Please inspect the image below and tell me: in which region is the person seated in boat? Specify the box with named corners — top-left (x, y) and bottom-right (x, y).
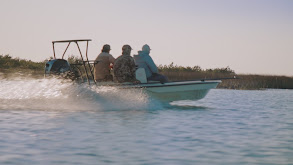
top-left (134, 44), bottom-right (168, 83)
top-left (113, 45), bottom-right (138, 83)
top-left (94, 44), bottom-right (115, 81)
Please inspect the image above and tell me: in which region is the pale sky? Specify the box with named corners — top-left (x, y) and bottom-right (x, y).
top-left (1, 0), bottom-right (293, 76)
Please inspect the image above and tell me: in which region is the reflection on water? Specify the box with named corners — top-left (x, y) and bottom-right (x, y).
top-left (0, 78), bottom-right (293, 165)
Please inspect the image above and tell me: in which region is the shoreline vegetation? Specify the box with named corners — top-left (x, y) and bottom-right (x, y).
top-left (1, 54), bottom-right (293, 90)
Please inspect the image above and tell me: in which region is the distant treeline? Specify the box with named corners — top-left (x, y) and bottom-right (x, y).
top-left (0, 54), bottom-right (45, 78)
top-left (158, 63), bottom-right (293, 90)
top-left (1, 54), bottom-right (293, 89)
top-left (219, 74), bottom-right (293, 90)
top-left (0, 54), bottom-right (45, 71)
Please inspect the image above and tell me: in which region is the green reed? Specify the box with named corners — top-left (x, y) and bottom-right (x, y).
top-left (0, 54), bottom-right (45, 78)
top-left (158, 63), bottom-right (293, 90)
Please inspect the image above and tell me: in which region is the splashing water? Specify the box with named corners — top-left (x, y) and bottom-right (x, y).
top-left (0, 77), bottom-right (162, 111)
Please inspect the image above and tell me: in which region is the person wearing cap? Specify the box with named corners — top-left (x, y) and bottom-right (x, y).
top-left (113, 45), bottom-right (137, 83)
top-left (134, 44), bottom-right (168, 83)
top-left (94, 44), bottom-right (115, 81)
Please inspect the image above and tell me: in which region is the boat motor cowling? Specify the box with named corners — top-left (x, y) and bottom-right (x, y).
top-left (45, 59), bottom-right (71, 75)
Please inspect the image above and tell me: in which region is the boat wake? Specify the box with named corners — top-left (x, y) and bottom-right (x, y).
top-left (0, 77), bottom-right (163, 111)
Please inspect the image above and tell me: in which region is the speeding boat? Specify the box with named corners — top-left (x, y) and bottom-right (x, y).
top-left (114, 79), bottom-right (221, 102)
top-left (45, 39), bottom-right (222, 102)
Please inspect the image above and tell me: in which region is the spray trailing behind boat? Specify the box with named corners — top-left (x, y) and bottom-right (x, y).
top-left (0, 78), bottom-right (152, 111)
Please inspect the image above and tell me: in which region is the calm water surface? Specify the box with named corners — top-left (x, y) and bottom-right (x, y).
top-left (0, 79), bottom-right (292, 165)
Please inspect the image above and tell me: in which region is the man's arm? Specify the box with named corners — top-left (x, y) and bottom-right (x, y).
top-left (146, 56), bottom-right (158, 73)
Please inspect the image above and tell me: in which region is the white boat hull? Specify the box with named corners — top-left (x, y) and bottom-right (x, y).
top-left (117, 80), bottom-right (221, 102)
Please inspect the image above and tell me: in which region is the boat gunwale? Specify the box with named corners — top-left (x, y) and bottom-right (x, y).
top-left (105, 80), bottom-right (221, 89)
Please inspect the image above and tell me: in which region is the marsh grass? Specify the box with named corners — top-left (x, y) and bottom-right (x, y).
top-left (160, 71), bottom-right (293, 90)
top-left (218, 74), bottom-right (293, 90)
top-left (158, 63), bottom-right (236, 81)
top-left (0, 54), bottom-right (45, 70)
top-left (158, 63), bottom-right (293, 90)
top-left (0, 54), bottom-right (45, 79)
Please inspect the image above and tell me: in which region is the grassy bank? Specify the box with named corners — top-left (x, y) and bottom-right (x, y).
top-left (217, 74), bottom-right (293, 90)
top-left (158, 63), bottom-right (293, 90)
top-left (0, 54), bottom-right (45, 78)
top-left (1, 54), bottom-right (292, 89)
top-left (161, 72), bottom-right (293, 90)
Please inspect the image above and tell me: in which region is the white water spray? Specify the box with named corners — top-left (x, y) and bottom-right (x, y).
top-left (0, 77), bottom-right (163, 111)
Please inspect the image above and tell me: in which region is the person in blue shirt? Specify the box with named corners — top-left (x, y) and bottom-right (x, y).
top-left (134, 44), bottom-right (168, 83)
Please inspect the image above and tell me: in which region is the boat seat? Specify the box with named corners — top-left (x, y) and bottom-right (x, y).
top-left (135, 68), bottom-right (162, 83)
top-left (135, 68), bottom-right (147, 83)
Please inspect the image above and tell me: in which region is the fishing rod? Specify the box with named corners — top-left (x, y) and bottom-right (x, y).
top-left (199, 76), bottom-right (239, 81)
top-left (162, 76), bottom-right (239, 83)
top-left (120, 76), bottom-right (239, 85)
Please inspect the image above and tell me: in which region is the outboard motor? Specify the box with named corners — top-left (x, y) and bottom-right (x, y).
top-left (45, 59), bottom-right (71, 75)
